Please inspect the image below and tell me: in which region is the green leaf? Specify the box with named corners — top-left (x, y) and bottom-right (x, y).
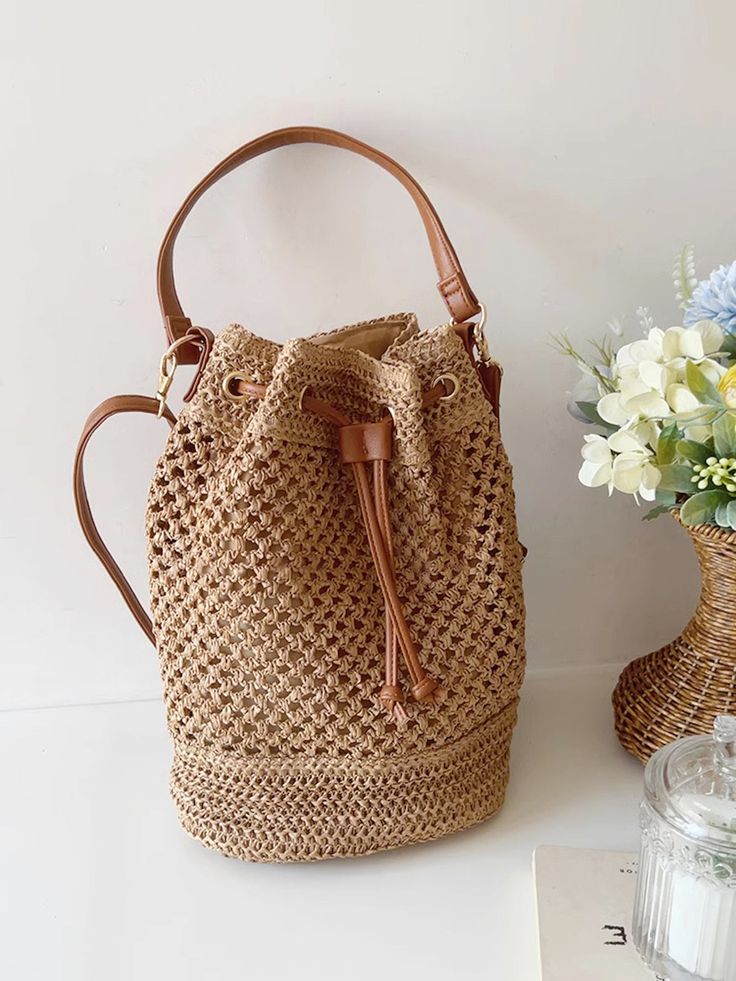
top-left (643, 504), bottom-right (673, 521)
top-left (575, 401), bottom-right (617, 431)
top-left (686, 361), bottom-right (723, 406)
top-left (676, 439), bottom-right (712, 465)
top-left (712, 411), bottom-right (736, 458)
top-left (657, 464), bottom-right (697, 493)
top-left (722, 333), bottom-right (736, 362)
top-left (680, 489), bottom-right (732, 527)
top-left (714, 499), bottom-right (736, 530)
top-left (655, 489), bottom-right (677, 506)
top-left (656, 423), bottom-right (679, 465)
top-left (644, 488), bottom-right (677, 521)
top-left (575, 400), bottom-right (602, 423)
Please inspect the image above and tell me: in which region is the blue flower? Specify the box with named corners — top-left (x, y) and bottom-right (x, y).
top-left (684, 260), bottom-right (736, 334)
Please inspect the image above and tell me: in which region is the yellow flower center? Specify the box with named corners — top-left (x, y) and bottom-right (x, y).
top-left (718, 365), bottom-right (736, 408)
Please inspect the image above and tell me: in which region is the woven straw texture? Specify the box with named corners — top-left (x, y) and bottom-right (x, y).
top-left (613, 512), bottom-right (736, 763)
top-left (145, 314), bottom-right (526, 861)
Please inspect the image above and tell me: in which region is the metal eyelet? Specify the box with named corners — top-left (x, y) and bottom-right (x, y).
top-left (433, 372), bottom-right (460, 402)
top-left (222, 370), bottom-right (253, 403)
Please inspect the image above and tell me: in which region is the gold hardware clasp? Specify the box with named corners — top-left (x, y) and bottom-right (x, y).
top-left (452, 303), bottom-right (490, 365)
top-left (155, 336), bottom-right (195, 418)
top-left (471, 303), bottom-right (491, 365)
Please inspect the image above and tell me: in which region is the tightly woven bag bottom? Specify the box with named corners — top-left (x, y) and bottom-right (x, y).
top-left (170, 700), bottom-right (518, 862)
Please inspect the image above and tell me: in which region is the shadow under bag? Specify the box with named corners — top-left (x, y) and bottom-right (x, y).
top-left (74, 126), bottom-right (526, 861)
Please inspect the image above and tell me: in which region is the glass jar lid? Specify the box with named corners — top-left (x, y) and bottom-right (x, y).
top-left (644, 715), bottom-right (736, 851)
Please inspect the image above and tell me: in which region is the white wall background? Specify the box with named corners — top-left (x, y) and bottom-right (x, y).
top-left (3, 0), bottom-right (735, 710)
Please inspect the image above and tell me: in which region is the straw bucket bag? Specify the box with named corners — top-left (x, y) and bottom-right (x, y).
top-left (74, 127), bottom-right (526, 862)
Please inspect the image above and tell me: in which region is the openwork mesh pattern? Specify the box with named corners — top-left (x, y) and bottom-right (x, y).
top-left (146, 314), bottom-right (526, 861)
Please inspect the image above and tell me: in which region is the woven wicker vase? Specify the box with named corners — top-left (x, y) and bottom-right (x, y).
top-left (613, 513), bottom-right (736, 763)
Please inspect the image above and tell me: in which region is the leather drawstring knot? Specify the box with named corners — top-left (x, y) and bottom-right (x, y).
top-left (330, 409), bottom-right (447, 723)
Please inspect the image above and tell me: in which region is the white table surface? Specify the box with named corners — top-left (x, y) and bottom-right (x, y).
top-left (0, 664), bottom-right (644, 981)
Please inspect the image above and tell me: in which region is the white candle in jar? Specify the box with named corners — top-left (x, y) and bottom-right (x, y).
top-left (633, 716), bottom-right (736, 981)
top-left (666, 803), bottom-right (736, 980)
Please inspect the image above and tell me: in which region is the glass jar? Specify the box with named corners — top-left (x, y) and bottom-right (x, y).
top-left (633, 716), bottom-right (736, 981)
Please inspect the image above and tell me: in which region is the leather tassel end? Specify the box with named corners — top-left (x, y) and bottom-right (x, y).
top-left (411, 675), bottom-right (446, 704)
top-left (379, 684), bottom-right (408, 725)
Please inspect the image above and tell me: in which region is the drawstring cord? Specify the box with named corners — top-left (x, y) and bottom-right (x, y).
top-left (223, 372), bottom-right (459, 723)
top-left (374, 458), bottom-right (407, 723)
top-left (347, 439), bottom-right (446, 720)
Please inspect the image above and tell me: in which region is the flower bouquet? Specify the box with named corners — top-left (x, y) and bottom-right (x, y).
top-left (556, 249), bottom-right (736, 526)
top-left (556, 251), bottom-right (736, 761)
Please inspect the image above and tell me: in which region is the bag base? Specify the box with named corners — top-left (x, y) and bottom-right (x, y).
top-left (170, 700), bottom-right (518, 862)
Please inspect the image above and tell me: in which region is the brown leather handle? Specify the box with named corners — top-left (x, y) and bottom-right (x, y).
top-left (73, 395), bottom-right (176, 646)
top-left (157, 126), bottom-right (481, 364)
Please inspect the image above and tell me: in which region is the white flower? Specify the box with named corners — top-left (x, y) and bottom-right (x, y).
top-left (596, 322), bottom-right (726, 432)
top-left (698, 358), bottom-right (727, 386)
top-left (611, 452), bottom-right (661, 499)
top-left (638, 359), bottom-right (672, 393)
top-left (611, 420), bottom-right (659, 451)
top-left (616, 322), bottom-right (723, 368)
top-left (665, 383), bottom-right (701, 414)
top-left (662, 321), bottom-right (723, 361)
top-left (568, 313), bottom-right (730, 511)
top-left (616, 327), bottom-right (665, 368)
top-left (598, 384), bottom-right (669, 428)
top-left (579, 433), bottom-right (661, 500)
top-left (579, 435), bottom-right (614, 489)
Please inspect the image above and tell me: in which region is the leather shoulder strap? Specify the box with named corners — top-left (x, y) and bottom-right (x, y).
top-left (157, 126), bottom-right (481, 363)
top-left (73, 395), bottom-right (175, 646)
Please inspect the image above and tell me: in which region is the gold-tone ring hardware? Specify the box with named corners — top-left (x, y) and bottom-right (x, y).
top-left (476, 302), bottom-right (487, 332)
top-left (298, 386), bottom-right (310, 412)
top-left (452, 302), bottom-right (490, 365)
top-left (385, 405), bottom-right (398, 426)
top-left (472, 303), bottom-right (491, 366)
top-left (433, 373), bottom-right (460, 402)
top-left (222, 370), bottom-right (254, 403)
top-left (155, 335), bottom-right (195, 418)
top-left (451, 302), bottom-right (486, 330)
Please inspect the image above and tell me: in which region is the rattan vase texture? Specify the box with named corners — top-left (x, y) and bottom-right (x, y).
top-left (613, 511), bottom-right (736, 763)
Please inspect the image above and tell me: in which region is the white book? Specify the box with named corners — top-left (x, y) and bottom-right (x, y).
top-left (533, 845), bottom-right (665, 981)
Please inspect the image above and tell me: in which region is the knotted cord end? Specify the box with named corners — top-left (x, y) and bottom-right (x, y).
top-left (380, 683), bottom-right (404, 707)
top-left (379, 684), bottom-right (408, 725)
top-left (411, 676), bottom-right (447, 704)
